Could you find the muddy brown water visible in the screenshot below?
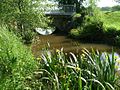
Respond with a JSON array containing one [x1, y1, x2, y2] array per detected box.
[[32, 34, 120, 57]]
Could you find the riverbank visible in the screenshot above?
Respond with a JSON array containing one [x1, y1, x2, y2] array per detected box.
[[68, 11, 120, 47]]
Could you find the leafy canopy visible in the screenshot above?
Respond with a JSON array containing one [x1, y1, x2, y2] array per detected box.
[[0, 0, 50, 31]]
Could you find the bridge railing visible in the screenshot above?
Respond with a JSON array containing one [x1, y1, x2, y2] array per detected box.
[[45, 4, 76, 14]]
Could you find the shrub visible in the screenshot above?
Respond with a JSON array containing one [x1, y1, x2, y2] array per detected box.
[[72, 13, 83, 28], [69, 28, 80, 39], [103, 27, 120, 45], [0, 26, 37, 89], [105, 27, 118, 38], [77, 19, 104, 42], [70, 10, 105, 42], [22, 29, 35, 44], [115, 35, 120, 46]]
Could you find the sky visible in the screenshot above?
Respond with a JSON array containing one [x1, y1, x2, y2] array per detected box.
[[97, 0, 119, 7]]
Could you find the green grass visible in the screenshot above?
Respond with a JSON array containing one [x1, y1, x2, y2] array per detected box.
[[102, 11, 120, 30], [0, 26, 37, 89]]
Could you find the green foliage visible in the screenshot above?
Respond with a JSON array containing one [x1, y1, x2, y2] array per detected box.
[[101, 11, 120, 46], [70, 8, 120, 46], [101, 5, 120, 11], [69, 29, 80, 39], [102, 11, 120, 30], [101, 7, 112, 11], [112, 5, 120, 11], [0, 26, 37, 89], [105, 27, 118, 38], [70, 2, 106, 42], [55, 0, 87, 12], [70, 12, 105, 42], [0, 0, 51, 43], [80, 20, 104, 41], [22, 29, 35, 44], [31, 48, 120, 90], [114, 0, 120, 3], [72, 13, 82, 28]]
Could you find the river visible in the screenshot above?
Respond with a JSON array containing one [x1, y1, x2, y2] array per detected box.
[[32, 34, 120, 57]]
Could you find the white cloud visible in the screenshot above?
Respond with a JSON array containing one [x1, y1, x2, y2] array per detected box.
[[97, 0, 118, 7]]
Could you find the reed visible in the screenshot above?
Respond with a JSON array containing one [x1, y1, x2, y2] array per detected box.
[[34, 48, 120, 90]]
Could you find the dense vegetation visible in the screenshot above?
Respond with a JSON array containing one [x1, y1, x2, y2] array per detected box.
[[0, 0, 120, 89], [103, 11, 120, 30], [1, 27, 119, 89], [27, 48, 120, 89], [101, 5, 120, 11], [69, 9, 120, 46], [0, 0, 51, 44], [0, 26, 37, 89]]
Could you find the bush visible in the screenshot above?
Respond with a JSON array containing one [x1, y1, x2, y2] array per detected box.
[[69, 29, 80, 39], [77, 19, 105, 42], [103, 27, 120, 45], [0, 26, 37, 89], [72, 13, 83, 28], [22, 29, 35, 44], [70, 10, 105, 42], [105, 27, 118, 38]]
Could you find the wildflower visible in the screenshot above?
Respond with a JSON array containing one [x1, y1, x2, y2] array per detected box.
[[115, 55, 119, 59], [60, 75, 66, 78], [81, 53, 85, 57], [56, 49, 60, 53], [36, 57, 41, 61], [24, 87, 31, 90], [75, 67, 80, 71], [65, 53, 67, 55], [115, 58, 120, 71], [115, 65, 119, 69], [54, 65, 57, 67], [116, 59, 120, 64]]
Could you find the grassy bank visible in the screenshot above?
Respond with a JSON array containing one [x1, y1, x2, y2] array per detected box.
[[103, 11, 120, 30], [69, 11, 120, 46], [0, 26, 37, 89]]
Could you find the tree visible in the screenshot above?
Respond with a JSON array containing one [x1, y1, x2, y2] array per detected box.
[[54, 0, 100, 13], [54, 0, 86, 13], [114, 0, 120, 3], [0, 0, 51, 43], [0, 0, 50, 34], [112, 5, 120, 11]]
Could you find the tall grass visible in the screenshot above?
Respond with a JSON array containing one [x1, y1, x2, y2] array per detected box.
[[34, 48, 120, 90], [0, 26, 37, 89]]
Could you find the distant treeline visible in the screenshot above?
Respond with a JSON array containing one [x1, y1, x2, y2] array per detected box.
[[100, 5, 120, 11]]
